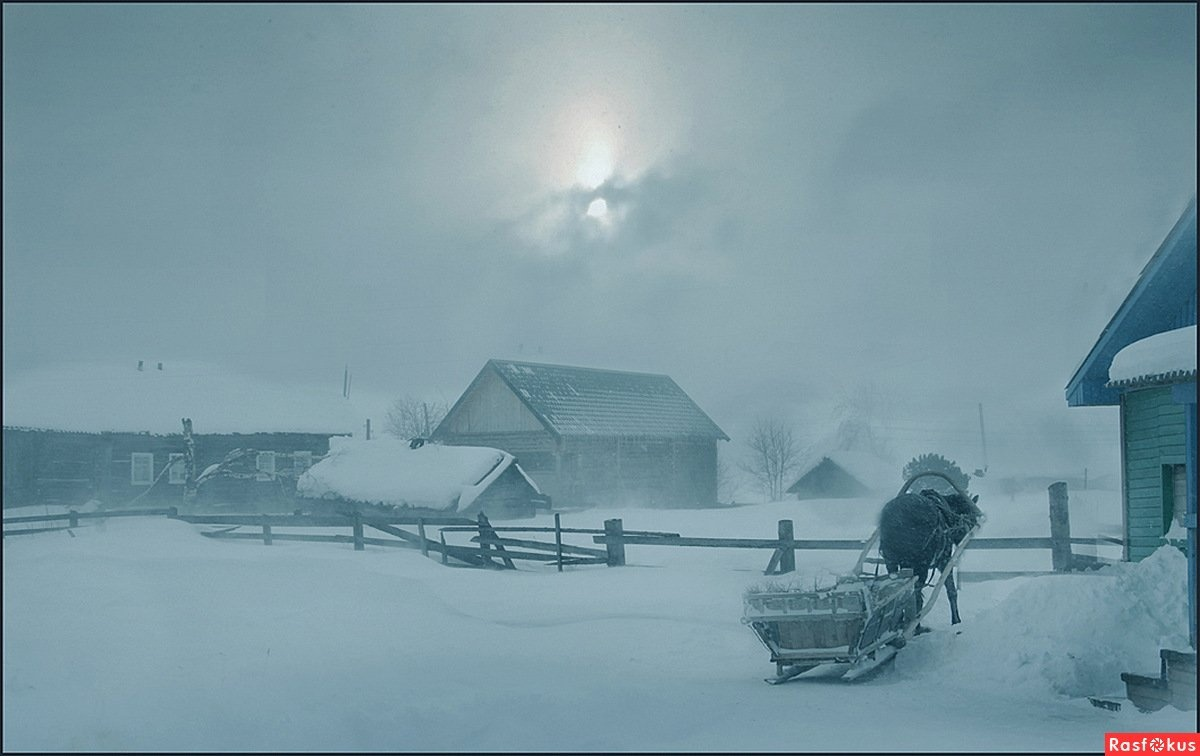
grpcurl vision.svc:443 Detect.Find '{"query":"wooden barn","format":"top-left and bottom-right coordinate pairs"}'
top-left (1065, 198), bottom-right (1196, 649)
top-left (296, 437), bottom-right (547, 519)
top-left (2, 361), bottom-right (358, 512)
top-left (431, 359), bottom-right (729, 509)
top-left (787, 450), bottom-right (898, 500)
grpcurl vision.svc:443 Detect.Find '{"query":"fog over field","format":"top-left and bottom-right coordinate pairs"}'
top-left (3, 4), bottom-right (1196, 480)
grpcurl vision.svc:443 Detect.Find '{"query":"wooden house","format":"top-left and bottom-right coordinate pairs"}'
top-left (296, 437), bottom-right (547, 519)
top-left (2, 361), bottom-right (357, 512)
top-left (1065, 198), bottom-right (1196, 649)
top-left (787, 450), bottom-right (898, 500)
top-left (431, 359), bottom-right (729, 509)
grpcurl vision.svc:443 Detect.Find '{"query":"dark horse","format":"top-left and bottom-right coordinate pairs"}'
top-left (878, 488), bottom-right (983, 626)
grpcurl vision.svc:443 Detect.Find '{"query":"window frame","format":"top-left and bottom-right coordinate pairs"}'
top-left (131, 452), bottom-right (155, 486)
top-left (256, 451), bottom-right (276, 481)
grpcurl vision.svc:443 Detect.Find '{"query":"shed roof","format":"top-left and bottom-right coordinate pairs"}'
top-left (787, 450), bottom-right (899, 495)
top-left (296, 437), bottom-right (537, 511)
top-left (1066, 199), bottom-right (1197, 406)
top-left (1, 361), bottom-right (358, 436)
top-left (450, 359), bottom-right (729, 439)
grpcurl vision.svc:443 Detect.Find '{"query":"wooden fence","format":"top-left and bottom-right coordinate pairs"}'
top-left (590, 483), bottom-right (1123, 577)
top-left (2, 482), bottom-right (1122, 578)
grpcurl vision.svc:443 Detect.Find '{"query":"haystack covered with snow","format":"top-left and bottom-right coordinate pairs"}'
top-left (296, 437), bottom-right (544, 517)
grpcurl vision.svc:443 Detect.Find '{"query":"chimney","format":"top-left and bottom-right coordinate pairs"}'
top-left (157, 362), bottom-right (163, 371)
top-left (137, 360), bottom-right (144, 371)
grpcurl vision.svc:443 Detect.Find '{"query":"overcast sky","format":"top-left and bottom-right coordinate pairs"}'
top-left (3, 4), bottom-right (1196, 477)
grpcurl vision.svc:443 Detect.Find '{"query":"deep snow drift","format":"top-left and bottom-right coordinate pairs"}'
top-left (3, 486), bottom-right (1194, 752)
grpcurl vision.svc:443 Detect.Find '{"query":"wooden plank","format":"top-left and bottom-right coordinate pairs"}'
top-left (176, 513), bottom-right (472, 527)
top-left (3, 525), bottom-right (77, 536)
top-left (201, 531), bottom-right (420, 549)
top-left (438, 525), bottom-right (680, 537)
top-left (3, 507), bottom-right (176, 525)
top-left (470, 534), bottom-right (607, 557)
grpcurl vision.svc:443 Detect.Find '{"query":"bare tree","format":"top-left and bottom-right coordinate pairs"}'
top-left (384, 395), bottom-right (448, 440)
top-left (739, 417), bottom-right (802, 501)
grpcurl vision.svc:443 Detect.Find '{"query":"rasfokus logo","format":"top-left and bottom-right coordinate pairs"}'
top-left (1106, 733), bottom-right (1200, 754)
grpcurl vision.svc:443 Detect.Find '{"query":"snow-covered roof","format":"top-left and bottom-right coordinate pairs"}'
top-left (446, 359), bottom-right (728, 439)
top-left (1107, 325), bottom-right (1197, 388)
top-left (2, 361), bottom-right (358, 435)
top-left (790, 450), bottom-right (900, 494)
top-left (296, 437), bottom-right (538, 511)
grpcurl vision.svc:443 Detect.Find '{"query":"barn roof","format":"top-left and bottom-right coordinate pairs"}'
top-left (1, 361), bottom-right (358, 436)
top-left (1066, 198), bottom-right (1197, 406)
top-left (454, 359), bottom-right (729, 439)
top-left (296, 437), bottom-right (536, 511)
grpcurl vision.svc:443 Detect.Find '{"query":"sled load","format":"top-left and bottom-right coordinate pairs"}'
top-left (742, 472), bottom-right (982, 683)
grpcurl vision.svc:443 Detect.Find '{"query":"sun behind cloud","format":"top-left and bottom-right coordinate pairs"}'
top-left (575, 139), bottom-right (614, 189)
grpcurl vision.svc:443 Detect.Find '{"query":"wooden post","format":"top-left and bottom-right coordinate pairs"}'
top-left (778, 520), bottom-right (795, 574)
top-left (352, 512), bottom-right (364, 551)
top-left (182, 418), bottom-right (197, 506)
top-left (68, 510), bottom-right (79, 528)
top-left (604, 518), bottom-right (626, 566)
top-left (418, 519), bottom-right (428, 556)
top-left (167, 506), bottom-right (178, 518)
top-left (555, 512), bottom-right (564, 572)
top-left (1049, 482), bottom-right (1071, 572)
top-left (262, 517), bottom-right (272, 546)
top-left (440, 530), bottom-right (448, 565)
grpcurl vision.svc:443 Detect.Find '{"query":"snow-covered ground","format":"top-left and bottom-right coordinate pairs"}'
top-left (3, 484), bottom-right (1194, 752)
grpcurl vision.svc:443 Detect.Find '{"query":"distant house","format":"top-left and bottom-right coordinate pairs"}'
top-left (787, 450), bottom-right (898, 500)
top-left (431, 359), bottom-right (729, 508)
top-left (296, 437), bottom-right (546, 519)
top-left (1065, 199), bottom-right (1196, 647)
top-left (2, 361), bottom-right (358, 511)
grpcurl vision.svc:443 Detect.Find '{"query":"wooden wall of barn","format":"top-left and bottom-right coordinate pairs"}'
top-left (1120, 387), bottom-right (1187, 560)
top-left (2, 428), bottom-right (339, 512)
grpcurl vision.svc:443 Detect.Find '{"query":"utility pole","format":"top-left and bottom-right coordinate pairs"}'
top-left (976, 402), bottom-right (989, 477)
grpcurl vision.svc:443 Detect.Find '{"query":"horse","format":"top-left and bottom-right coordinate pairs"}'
top-left (878, 487), bottom-right (983, 627)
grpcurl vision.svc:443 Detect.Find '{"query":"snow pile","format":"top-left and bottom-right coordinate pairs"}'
top-left (908, 545), bottom-right (1191, 698)
top-left (1, 361), bottom-right (358, 435)
top-left (1108, 325), bottom-right (1197, 385)
top-left (296, 437), bottom-right (521, 511)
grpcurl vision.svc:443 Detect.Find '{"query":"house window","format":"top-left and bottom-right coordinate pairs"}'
top-left (293, 451), bottom-right (313, 475)
top-left (1165, 464), bottom-right (1187, 533)
top-left (256, 451), bottom-right (276, 481)
top-left (131, 453), bottom-right (154, 486)
top-left (168, 453), bottom-right (186, 485)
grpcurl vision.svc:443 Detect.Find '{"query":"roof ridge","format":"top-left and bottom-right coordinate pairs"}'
top-left (488, 358), bottom-right (672, 380)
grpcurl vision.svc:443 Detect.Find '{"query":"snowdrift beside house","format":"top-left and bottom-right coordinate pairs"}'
top-left (295, 437), bottom-right (538, 512)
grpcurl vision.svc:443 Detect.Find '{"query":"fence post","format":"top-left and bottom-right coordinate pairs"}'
top-left (778, 520), bottom-right (795, 574)
top-left (418, 519), bottom-right (428, 557)
top-left (352, 512), bottom-right (364, 551)
top-left (604, 518), bottom-right (626, 566)
top-left (167, 506), bottom-right (178, 519)
top-left (1049, 481), bottom-right (1071, 572)
top-left (68, 510), bottom-right (79, 528)
top-left (262, 516), bottom-right (272, 546)
top-left (440, 530), bottom-right (448, 565)
top-left (555, 512), bottom-right (564, 572)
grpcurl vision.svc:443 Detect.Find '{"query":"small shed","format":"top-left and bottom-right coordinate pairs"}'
top-left (787, 450), bottom-right (898, 500)
top-left (295, 437), bottom-right (546, 519)
top-left (1065, 198), bottom-right (1196, 649)
top-left (2, 361), bottom-right (357, 511)
top-left (431, 359), bottom-right (729, 508)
